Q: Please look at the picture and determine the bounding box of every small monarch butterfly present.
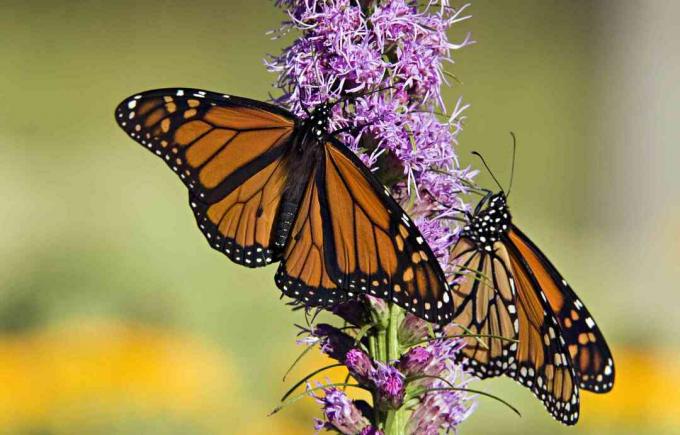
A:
[115,88,454,324]
[444,147,615,425]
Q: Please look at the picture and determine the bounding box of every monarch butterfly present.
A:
[115,88,454,324]
[444,150,614,425]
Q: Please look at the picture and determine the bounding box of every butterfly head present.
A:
[463,192,512,252]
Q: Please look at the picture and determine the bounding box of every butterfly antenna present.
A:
[507,132,517,197]
[471,151,504,193]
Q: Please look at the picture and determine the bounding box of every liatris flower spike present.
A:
[265,1,515,433]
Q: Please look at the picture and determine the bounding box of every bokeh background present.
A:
[1,0,679,433]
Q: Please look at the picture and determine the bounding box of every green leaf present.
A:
[406,374,456,389]
[407,386,521,418]
[281,363,345,402]
[282,343,315,382]
[406,332,519,352]
[269,383,368,416]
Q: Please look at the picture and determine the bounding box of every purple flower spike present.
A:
[399,346,434,376]
[269,0,477,283]
[369,362,405,409]
[272,0,479,431]
[310,384,373,435]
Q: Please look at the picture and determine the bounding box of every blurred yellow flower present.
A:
[581,346,680,430]
[0,318,240,432]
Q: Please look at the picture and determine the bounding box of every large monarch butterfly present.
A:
[114,88,454,324]
[444,152,615,425]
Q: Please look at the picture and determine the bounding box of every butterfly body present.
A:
[115,88,454,324]
[272,103,333,250]
[460,192,511,252]
[447,190,614,424]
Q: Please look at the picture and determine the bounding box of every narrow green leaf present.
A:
[281,363,345,402]
[408,386,521,417]
[443,69,463,84]
[406,374,456,389]
[282,344,315,381]
[269,383,368,416]
[408,333,519,348]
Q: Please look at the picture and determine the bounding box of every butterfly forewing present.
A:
[115,89,295,266]
[508,226,614,392]
[446,238,520,378]
[505,240,580,424]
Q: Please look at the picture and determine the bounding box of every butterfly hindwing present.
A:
[115,89,296,267]
[508,226,614,392]
[275,166,344,305]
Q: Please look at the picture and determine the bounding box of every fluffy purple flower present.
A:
[406,388,477,434]
[272,1,479,431]
[332,299,369,326]
[405,338,477,433]
[310,384,374,434]
[399,345,434,376]
[369,362,405,408]
[345,348,374,381]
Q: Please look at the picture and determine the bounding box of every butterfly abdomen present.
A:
[275,201,299,248]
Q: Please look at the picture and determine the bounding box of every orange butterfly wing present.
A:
[508,226,614,392]
[448,230,580,424]
[445,239,519,376]
[275,166,342,305]
[504,237,580,424]
[115,89,295,266]
[276,140,454,324]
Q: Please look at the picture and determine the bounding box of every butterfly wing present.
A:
[115,88,296,267]
[445,238,520,378]
[323,141,454,324]
[275,165,343,305]
[277,139,454,324]
[446,232,580,424]
[504,236,581,425]
[508,226,614,392]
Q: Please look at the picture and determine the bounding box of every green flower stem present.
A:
[367,302,408,433]
[387,303,401,361]
[384,303,405,435]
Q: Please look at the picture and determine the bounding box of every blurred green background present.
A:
[1,0,678,433]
